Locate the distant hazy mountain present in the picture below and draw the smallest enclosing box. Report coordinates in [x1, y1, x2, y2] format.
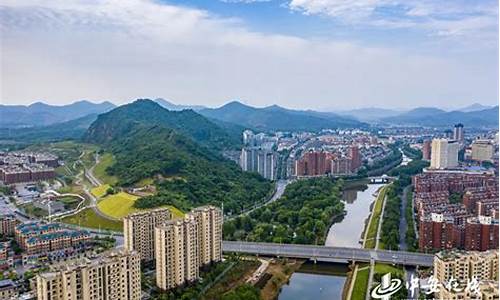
[198, 101, 365, 131]
[382, 106, 499, 127]
[0, 100, 116, 128]
[153, 98, 206, 111]
[458, 103, 493, 112]
[336, 107, 405, 122]
[0, 113, 98, 143]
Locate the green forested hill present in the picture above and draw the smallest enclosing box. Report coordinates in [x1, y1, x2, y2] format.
[84, 99, 241, 150]
[84, 100, 272, 214]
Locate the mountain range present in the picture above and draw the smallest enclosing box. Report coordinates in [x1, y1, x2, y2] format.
[0, 100, 115, 128]
[198, 101, 365, 132]
[0, 99, 497, 142]
[381, 106, 499, 127]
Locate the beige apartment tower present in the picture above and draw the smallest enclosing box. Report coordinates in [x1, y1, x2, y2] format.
[124, 207, 172, 261]
[471, 140, 494, 162]
[155, 216, 199, 290]
[434, 250, 499, 283]
[36, 250, 141, 300]
[430, 138, 459, 169]
[192, 205, 223, 266]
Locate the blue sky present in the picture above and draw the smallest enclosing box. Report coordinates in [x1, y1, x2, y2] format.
[0, 0, 498, 110]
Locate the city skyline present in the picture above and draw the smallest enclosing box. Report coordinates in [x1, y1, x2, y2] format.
[1, 0, 498, 110]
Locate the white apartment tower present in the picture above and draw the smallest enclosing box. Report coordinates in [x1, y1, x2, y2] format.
[430, 139, 459, 169]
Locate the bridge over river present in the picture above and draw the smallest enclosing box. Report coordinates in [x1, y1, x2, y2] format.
[222, 241, 433, 267]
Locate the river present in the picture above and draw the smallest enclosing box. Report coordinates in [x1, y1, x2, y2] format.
[279, 182, 386, 300]
[279, 153, 411, 299]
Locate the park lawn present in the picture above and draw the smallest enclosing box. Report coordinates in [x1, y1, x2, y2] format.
[61, 208, 123, 232]
[351, 266, 370, 300]
[97, 192, 140, 219]
[91, 184, 111, 198]
[97, 192, 185, 220]
[374, 263, 404, 278]
[364, 186, 387, 249]
[93, 153, 118, 185]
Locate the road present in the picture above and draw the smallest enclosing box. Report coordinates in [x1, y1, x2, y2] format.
[227, 179, 291, 220]
[222, 241, 434, 267]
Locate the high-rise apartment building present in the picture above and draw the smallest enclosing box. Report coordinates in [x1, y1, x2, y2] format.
[155, 205, 222, 291]
[155, 216, 199, 290]
[453, 123, 464, 142]
[422, 140, 432, 161]
[257, 151, 277, 180]
[434, 250, 499, 283]
[349, 145, 361, 172]
[430, 139, 459, 169]
[124, 208, 172, 261]
[471, 140, 494, 162]
[240, 148, 277, 180]
[36, 250, 141, 300]
[464, 216, 499, 251]
[242, 130, 255, 146]
[191, 205, 223, 266]
[295, 150, 332, 177]
[434, 250, 499, 299]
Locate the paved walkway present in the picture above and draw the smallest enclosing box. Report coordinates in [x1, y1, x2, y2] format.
[246, 258, 269, 285]
[398, 186, 411, 251]
[366, 189, 388, 300]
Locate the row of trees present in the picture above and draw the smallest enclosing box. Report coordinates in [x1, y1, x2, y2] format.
[402, 144, 423, 160]
[381, 150, 429, 251]
[223, 177, 345, 245]
[405, 190, 418, 251]
[361, 143, 403, 177]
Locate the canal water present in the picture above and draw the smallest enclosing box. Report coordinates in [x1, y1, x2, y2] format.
[279, 182, 386, 300]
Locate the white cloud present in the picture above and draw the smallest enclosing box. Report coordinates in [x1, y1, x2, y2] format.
[0, 0, 497, 109]
[288, 0, 498, 39]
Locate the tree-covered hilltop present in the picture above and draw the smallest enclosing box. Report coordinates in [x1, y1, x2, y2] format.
[84, 99, 242, 150]
[83, 100, 273, 215]
[223, 177, 345, 245]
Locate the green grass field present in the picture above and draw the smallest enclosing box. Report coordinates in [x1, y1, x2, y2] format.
[91, 184, 111, 198]
[374, 263, 404, 278]
[97, 192, 140, 219]
[96, 191, 185, 219]
[93, 153, 118, 185]
[364, 186, 387, 249]
[351, 267, 370, 300]
[61, 208, 123, 232]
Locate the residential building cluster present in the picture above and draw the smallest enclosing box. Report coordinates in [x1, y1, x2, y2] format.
[414, 170, 499, 252]
[0, 214, 19, 236]
[15, 222, 90, 256]
[470, 140, 495, 162]
[0, 151, 57, 184]
[124, 205, 223, 291]
[0, 279, 18, 299]
[36, 249, 141, 300]
[240, 130, 278, 180]
[295, 146, 361, 177]
[434, 250, 498, 299]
